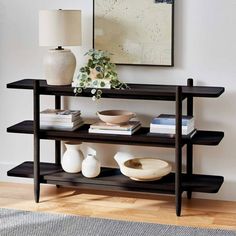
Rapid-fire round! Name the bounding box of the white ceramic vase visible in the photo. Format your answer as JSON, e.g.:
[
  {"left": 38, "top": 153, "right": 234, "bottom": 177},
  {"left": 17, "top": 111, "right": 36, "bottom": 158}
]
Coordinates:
[
  {"left": 61, "top": 142, "right": 84, "bottom": 173},
  {"left": 43, "top": 49, "right": 76, "bottom": 85},
  {"left": 82, "top": 154, "right": 101, "bottom": 178}
]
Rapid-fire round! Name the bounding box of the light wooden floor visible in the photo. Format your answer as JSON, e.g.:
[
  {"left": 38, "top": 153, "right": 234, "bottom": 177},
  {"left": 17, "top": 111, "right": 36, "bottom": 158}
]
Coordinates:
[{"left": 0, "top": 182, "right": 236, "bottom": 230}]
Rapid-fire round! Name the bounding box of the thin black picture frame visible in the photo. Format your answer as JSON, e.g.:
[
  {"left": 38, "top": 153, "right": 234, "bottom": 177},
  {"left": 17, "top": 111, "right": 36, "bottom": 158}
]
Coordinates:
[{"left": 92, "top": 0, "right": 175, "bottom": 67}]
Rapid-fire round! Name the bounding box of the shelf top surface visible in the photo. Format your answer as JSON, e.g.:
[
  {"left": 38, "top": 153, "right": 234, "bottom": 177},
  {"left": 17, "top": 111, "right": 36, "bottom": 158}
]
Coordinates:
[
  {"left": 7, "top": 79, "right": 225, "bottom": 100},
  {"left": 7, "top": 121, "right": 224, "bottom": 147}
]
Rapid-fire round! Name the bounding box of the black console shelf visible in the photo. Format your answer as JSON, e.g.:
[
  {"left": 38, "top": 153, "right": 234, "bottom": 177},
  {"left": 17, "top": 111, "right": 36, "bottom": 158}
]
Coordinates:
[{"left": 6, "top": 78, "right": 225, "bottom": 216}]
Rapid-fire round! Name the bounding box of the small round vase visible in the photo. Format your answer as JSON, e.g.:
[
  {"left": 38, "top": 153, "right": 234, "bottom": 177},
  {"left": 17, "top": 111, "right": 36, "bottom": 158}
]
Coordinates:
[
  {"left": 61, "top": 142, "right": 84, "bottom": 173},
  {"left": 82, "top": 154, "right": 101, "bottom": 178}
]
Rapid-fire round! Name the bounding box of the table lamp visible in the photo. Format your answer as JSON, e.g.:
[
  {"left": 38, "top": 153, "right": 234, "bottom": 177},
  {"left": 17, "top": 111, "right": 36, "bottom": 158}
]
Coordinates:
[{"left": 39, "top": 10, "right": 82, "bottom": 85}]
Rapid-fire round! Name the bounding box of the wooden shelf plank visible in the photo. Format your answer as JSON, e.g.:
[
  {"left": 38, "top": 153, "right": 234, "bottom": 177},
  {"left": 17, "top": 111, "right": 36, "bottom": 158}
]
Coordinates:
[
  {"left": 7, "top": 121, "right": 224, "bottom": 147},
  {"left": 7, "top": 79, "right": 225, "bottom": 100},
  {"left": 7, "top": 162, "right": 62, "bottom": 183},
  {"left": 7, "top": 162, "right": 224, "bottom": 194},
  {"left": 191, "top": 130, "right": 224, "bottom": 146}
]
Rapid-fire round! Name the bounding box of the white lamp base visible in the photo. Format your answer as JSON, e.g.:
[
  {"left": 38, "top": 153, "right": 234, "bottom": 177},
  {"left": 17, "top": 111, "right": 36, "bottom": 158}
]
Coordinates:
[{"left": 43, "top": 49, "right": 76, "bottom": 86}]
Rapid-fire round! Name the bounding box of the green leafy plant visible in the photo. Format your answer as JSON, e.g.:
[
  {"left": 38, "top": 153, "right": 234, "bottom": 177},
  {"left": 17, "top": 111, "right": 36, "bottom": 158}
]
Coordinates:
[{"left": 73, "top": 49, "right": 128, "bottom": 100}]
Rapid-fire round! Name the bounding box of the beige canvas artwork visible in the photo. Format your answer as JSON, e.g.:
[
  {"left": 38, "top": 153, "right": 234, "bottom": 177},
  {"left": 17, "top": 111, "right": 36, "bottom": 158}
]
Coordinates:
[{"left": 94, "top": 0, "right": 173, "bottom": 66}]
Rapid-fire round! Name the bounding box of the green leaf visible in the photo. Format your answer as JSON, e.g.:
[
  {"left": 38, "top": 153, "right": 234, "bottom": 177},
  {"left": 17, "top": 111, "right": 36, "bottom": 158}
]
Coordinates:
[
  {"left": 88, "top": 59, "right": 93, "bottom": 67},
  {"left": 81, "top": 74, "right": 88, "bottom": 80},
  {"left": 80, "top": 67, "right": 86, "bottom": 73},
  {"left": 77, "top": 87, "right": 83, "bottom": 93},
  {"left": 97, "top": 89, "right": 103, "bottom": 95},
  {"left": 94, "top": 54, "right": 100, "bottom": 60},
  {"left": 93, "top": 80, "right": 98, "bottom": 86},
  {"left": 96, "top": 73, "right": 103, "bottom": 79},
  {"left": 91, "top": 88, "right": 96, "bottom": 94},
  {"left": 96, "top": 94, "right": 101, "bottom": 100},
  {"left": 86, "top": 67, "right": 90, "bottom": 74},
  {"left": 100, "top": 82, "right": 105, "bottom": 88}
]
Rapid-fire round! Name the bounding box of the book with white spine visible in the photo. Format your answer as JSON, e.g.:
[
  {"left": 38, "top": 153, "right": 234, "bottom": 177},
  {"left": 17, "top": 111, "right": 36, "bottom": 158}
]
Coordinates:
[
  {"left": 150, "top": 114, "right": 195, "bottom": 135},
  {"left": 89, "top": 124, "right": 141, "bottom": 135},
  {"left": 150, "top": 125, "right": 195, "bottom": 135},
  {"left": 40, "top": 109, "right": 81, "bottom": 122},
  {"left": 90, "top": 121, "right": 141, "bottom": 131},
  {"left": 148, "top": 129, "right": 197, "bottom": 138},
  {"left": 40, "top": 117, "right": 83, "bottom": 128},
  {"left": 40, "top": 121, "right": 84, "bottom": 131}
]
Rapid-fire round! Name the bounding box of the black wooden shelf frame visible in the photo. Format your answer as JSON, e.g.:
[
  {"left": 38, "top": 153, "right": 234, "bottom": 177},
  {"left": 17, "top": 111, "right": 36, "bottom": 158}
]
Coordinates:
[{"left": 6, "top": 78, "right": 225, "bottom": 217}]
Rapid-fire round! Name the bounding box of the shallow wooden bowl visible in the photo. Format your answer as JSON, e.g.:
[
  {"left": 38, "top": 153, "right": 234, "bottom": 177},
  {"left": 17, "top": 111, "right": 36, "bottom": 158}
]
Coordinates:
[
  {"left": 121, "top": 158, "right": 172, "bottom": 181},
  {"left": 97, "top": 110, "right": 135, "bottom": 125}
]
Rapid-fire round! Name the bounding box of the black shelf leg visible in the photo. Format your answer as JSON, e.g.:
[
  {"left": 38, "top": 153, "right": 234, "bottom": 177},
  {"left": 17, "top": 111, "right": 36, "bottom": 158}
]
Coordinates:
[
  {"left": 187, "top": 78, "right": 193, "bottom": 199},
  {"left": 175, "top": 86, "right": 182, "bottom": 216},
  {"left": 55, "top": 96, "right": 61, "bottom": 189},
  {"left": 55, "top": 96, "right": 61, "bottom": 166},
  {"left": 33, "top": 80, "right": 40, "bottom": 203}
]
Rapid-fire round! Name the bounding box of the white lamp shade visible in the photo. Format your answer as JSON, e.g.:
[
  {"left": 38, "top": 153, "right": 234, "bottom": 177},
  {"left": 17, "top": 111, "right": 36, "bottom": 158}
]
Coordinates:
[{"left": 39, "top": 10, "right": 82, "bottom": 47}]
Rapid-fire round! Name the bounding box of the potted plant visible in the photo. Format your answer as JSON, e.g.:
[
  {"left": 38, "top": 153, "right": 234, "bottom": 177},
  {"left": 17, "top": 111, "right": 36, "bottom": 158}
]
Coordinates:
[{"left": 73, "top": 49, "right": 128, "bottom": 100}]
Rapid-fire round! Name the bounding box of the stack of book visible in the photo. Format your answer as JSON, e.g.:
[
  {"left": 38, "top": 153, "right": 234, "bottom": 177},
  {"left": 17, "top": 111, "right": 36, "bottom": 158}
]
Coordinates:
[
  {"left": 40, "top": 109, "right": 84, "bottom": 131},
  {"left": 89, "top": 121, "right": 141, "bottom": 135},
  {"left": 149, "top": 114, "right": 196, "bottom": 137}
]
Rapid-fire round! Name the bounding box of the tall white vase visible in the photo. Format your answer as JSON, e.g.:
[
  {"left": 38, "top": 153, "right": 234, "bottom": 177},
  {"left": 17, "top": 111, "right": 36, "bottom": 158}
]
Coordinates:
[
  {"left": 82, "top": 154, "right": 101, "bottom": 178},
  {"left": 61, "top": 142, "right": 84, "bottom": 173}
]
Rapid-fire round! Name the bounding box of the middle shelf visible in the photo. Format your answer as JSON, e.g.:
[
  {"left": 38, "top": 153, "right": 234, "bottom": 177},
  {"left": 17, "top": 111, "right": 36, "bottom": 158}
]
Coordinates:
[{"left": 7, "top": 120, "right": 224, "bottom": 148}]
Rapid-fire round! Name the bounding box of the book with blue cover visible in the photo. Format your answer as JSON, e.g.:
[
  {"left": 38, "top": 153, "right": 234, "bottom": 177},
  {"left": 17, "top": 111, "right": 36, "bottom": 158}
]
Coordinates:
[
  {"left": 150, "top": 114, "right": 195, "bottom": 135},
  {"left": 151, "top": 114, "right": 194, "bottom": 126}
]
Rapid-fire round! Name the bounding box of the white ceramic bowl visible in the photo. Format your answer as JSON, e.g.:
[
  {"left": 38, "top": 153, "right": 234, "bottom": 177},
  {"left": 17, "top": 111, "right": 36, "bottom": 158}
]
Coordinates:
[
  {"left": 97, "top": 110, "right": 136, "bottom": 125},
  {"left": 120, "top": 158, "right": 172, "bottom": 181}
]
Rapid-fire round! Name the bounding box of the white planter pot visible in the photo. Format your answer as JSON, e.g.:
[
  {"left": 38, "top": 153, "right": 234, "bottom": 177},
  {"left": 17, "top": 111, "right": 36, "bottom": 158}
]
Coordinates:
[
  {"left": 82, "top": 154, "right": 101, "bottom": 178},
  {"left": 61, "top": 142, "right": 84, "bottom": 173}
]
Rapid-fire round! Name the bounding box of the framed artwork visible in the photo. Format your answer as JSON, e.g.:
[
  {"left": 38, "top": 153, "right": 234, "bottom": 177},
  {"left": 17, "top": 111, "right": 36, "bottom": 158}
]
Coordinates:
[{"left": 93, "top": 0, "right": 174, "bottom": 66}]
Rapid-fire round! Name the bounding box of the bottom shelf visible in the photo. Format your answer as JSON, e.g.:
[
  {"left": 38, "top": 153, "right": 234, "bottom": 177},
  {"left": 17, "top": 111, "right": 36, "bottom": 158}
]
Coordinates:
[{"left": 7, "top": 162, "right": 224, "bottom": 195}]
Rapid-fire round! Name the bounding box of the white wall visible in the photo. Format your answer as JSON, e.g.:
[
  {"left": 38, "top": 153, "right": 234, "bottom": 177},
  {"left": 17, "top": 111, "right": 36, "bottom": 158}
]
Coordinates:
[{"left": 0, "top": 0, "right": 236, "bottom": 201}]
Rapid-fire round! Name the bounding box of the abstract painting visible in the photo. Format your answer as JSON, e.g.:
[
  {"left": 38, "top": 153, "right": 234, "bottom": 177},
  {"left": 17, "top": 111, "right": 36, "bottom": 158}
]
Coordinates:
[{"left": 93, "top": 0, "right": 174, "bottom": 66}]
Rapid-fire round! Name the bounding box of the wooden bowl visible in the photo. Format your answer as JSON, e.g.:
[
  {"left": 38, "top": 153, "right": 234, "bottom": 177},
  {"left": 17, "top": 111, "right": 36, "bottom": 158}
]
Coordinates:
[
  {"left": 121, "top": 158, "right": 171, "bottom": 181},
  {"left": 97, "top": 110, "right": 135, "bottom": 125}
]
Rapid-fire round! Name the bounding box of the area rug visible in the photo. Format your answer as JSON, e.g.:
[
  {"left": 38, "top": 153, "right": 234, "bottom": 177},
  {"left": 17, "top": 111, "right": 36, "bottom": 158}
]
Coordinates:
[{"left": 0, "top": 208, "right": 235, "bottom": 236}]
